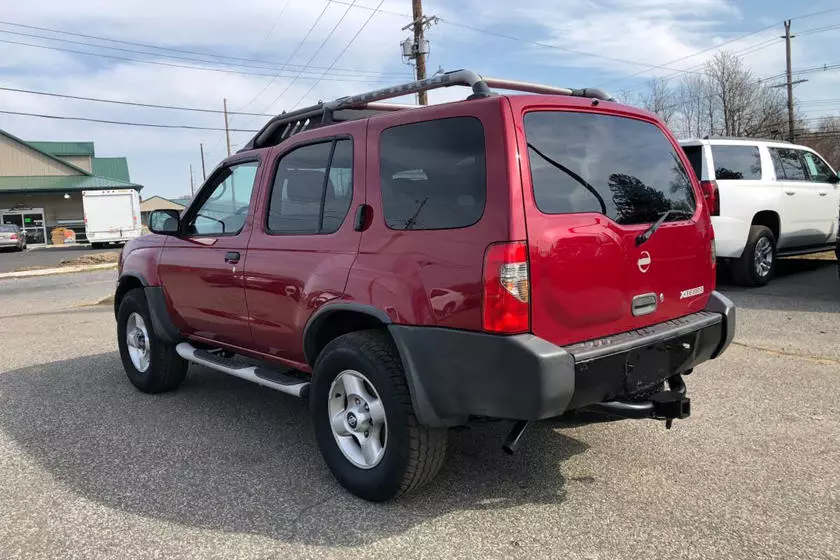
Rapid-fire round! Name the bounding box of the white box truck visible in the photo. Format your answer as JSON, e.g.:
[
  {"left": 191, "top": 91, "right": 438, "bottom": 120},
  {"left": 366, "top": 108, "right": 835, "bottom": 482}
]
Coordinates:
[{"left": 82, "top": 189, "right": 142, "bottom": 248}]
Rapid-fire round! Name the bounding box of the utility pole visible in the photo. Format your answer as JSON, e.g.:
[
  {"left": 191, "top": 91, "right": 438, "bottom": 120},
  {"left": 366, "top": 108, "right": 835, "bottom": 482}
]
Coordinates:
[
  {"left": 199, "top": 143, "right": 207, "bottom": 180},
  {"left": 783, "top": 20, "right": 795, "bottom": 142},
  {"left": 223, "top": 98, "right": 232, "bottom": 156},
  {"left": 400, "top": 1, "right": 438, "bottom": 105},
  {"left": 189, "top": 164, "right": 195, "bottom": 197},
  {"left": 412, "top": 0, "right": 427, "bottom": 104}
]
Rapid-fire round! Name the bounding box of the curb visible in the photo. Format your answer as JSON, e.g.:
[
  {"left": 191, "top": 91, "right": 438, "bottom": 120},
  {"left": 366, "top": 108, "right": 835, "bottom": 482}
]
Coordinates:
[{"left": 0, "top": 262, "right": 118, "bottom": 280}]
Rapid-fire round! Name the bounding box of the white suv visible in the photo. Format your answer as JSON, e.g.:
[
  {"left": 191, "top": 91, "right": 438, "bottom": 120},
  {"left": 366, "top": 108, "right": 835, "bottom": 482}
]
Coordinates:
[{"left": 680, "top": 138, "right": 839, "bottom": 286}]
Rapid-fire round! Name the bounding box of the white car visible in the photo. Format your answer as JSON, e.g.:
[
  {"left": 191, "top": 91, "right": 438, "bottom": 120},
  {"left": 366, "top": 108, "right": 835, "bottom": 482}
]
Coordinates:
[{"left": 679, "top": 137, "right": 839, "bottom": 286}]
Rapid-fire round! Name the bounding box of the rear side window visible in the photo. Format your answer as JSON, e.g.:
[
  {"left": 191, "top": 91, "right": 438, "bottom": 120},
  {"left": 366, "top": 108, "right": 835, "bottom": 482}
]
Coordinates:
[
  {"left": 710, "top": 145, "right": 762, "bottom": 180},
  {"left": 802, "top": 151, "right": 835, "bottom": 183},
  {"left": 682, "top": 146, "right": 703, "bottom": 180},
  {"left": 267, "top": 139, "right": 353, "bottom": 234},
  {"left": 379, "top": 117, "right": 486, "bottom": 230},
  {"left": 524, "top": 112, "right": 695, "bottom": 225},
  {"left": 770, "top": 148, "right": 807, "bottom": 181}
]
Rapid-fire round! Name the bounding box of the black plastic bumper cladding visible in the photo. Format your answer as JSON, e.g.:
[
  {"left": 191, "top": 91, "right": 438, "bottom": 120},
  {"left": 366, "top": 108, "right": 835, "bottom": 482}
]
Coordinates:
[{"left": 390, "top": 290, "right": 735, "bottom": 428}]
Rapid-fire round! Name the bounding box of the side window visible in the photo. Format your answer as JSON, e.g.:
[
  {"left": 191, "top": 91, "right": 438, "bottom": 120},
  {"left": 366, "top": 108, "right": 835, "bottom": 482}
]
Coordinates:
[
  {"left": 187, "top": 161, "right": 259, "bottom": 236},
  {"left": 772, "top": 148, "right": 807, "bottom": 181},
  {"left": 379, "top": 117, "right": 486, "bottom": 230},
  {"left": 802, "top": 152, "right": 835, "bottom": 183},
  {"left": 709, "top": 145, "right": 762, "bottom": 180},
  {"left": 770, "top": 149, "right": 786, "bottom": 179},
  {"left": 267, "top": 139, "right": 353, "bottom": 234}
]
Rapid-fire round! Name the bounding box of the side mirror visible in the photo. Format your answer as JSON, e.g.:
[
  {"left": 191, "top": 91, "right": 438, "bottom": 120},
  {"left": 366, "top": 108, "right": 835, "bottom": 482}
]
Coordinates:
[
  {"left": 149, "top": 209, "right": 181, "bottom": 234},
  {"left": 828, "top": 173, "right": 840, "bottom": 185}
]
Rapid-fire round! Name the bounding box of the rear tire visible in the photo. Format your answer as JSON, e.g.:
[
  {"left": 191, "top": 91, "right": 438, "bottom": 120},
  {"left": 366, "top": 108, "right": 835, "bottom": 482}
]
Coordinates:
[
  {"left": 117, "top": 288, "right": 187, "bottom": 393},
  {"left": 732, "top": 225, "right": 776, "bottom": 287},
  {"left": 310, "top": 330, "right": 447, "bottom": 502}
]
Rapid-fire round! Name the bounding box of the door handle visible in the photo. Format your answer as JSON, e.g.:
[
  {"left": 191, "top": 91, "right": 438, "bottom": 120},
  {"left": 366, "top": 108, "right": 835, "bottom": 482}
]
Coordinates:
[
  {"left": 783, "top": 189, "right": 795, "bottom": 195},
  {"left": 224, "top": 251, "right": 241, "bottom": 263},
  {"left": 818, "top": 191, "right": 828, "bottom": 196}
]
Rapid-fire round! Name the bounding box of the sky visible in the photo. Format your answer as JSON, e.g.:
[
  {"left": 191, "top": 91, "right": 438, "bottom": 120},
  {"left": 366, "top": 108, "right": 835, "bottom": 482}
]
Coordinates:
[{"left": 1, "top": 0, "right": 839, "bottom": 199}]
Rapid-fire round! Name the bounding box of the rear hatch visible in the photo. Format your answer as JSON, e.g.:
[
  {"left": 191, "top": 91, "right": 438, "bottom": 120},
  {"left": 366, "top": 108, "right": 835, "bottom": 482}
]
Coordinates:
[{"left": 514, "top": 101, "right": 715, "bottom": 347}]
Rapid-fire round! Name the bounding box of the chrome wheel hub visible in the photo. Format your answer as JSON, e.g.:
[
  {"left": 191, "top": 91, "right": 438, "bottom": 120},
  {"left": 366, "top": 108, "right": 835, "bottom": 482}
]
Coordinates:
[
  {"left": 126, "top": 312, "right": 151, "bottom": 373},
  {"left": 754, "top": 237, "right": 774, "bottom": 278},
  {"left": 328, "top": 370, "right": 387, "bottom": 469}
]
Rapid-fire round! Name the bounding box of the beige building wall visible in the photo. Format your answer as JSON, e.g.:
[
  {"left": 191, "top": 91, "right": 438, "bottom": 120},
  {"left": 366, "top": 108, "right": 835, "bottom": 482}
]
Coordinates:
[
  {"left": 59, "top": 155, "right": 93, "bottom": 172},
  {"left": 140, "top": 197, "right": 184, "bottom": 212},
  {"left": 0, "top": 136, "right": 80, "bottom": 177}
]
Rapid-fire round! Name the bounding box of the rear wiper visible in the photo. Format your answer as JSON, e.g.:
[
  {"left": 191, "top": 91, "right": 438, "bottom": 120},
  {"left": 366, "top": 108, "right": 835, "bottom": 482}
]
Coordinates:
[{"left": 635, "top": 209, "right": 692, "bottom": 246}]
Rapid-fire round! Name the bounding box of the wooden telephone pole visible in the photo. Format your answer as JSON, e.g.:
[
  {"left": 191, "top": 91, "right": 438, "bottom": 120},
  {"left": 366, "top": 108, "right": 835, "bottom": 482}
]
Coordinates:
[
  {"left": 412, "top": 0, "right": 428, "bottom": 105},
  {"left": 223, "top": 98, "right": 232, "bottom": 156},
  {"left": 783, "top": 20, "right": 795, "bottom": 143}
]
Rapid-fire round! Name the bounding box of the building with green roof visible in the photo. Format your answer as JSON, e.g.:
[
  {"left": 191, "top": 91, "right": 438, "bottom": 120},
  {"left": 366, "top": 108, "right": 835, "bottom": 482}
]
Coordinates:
[{"left": 0, "top": 128, "right": 142, "bottom": 244}]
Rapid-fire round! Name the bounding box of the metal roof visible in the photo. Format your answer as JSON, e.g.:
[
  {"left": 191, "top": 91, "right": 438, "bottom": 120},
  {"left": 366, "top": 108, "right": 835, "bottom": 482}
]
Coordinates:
[
  {"left": 27, "top": 141, "right": 95, "bottom": 157},
  {"left": 92, "top": 157, "right": 130, "bottom": 182},
  {"left": 0, "top": 175, "right": 142, "bottom": 193}
]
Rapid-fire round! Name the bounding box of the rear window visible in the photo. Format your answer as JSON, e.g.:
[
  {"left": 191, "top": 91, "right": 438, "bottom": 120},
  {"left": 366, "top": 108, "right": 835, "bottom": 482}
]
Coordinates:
[
  {"left": 710, "top": 145, "right": 762, "bottom": 180},
  {"left": 0, "top": 225, "right": 17, "bottom": 232},
  {"left": 379, "top": 117, "right": 486, "bottom": 230},
  {"left": 682, "top": 146, "right": 704, "bottom": 180},
  {"left": 524, "top": 112, "right": 695, "bottom": 225}
]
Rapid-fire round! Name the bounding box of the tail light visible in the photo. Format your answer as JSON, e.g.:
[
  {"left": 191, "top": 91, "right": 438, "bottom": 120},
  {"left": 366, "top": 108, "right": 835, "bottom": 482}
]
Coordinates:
[
  {"left": 700, "top": 180, "right": 720, "bottom": 216},
  {"left": 9, "top": 233, "right": 17, "bottom": 240},
  {"left": 483, "top": 241, "right": 530, "bottom": 334}
]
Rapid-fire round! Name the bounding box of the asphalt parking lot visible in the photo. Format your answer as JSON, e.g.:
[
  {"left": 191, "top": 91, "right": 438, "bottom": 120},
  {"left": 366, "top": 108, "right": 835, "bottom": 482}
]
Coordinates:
[
  {"left": 0, "top": 244, "right": 121, "bottom": 273},
  {"left": 0, "top": 262, "right": 838, "bottom": 560}
]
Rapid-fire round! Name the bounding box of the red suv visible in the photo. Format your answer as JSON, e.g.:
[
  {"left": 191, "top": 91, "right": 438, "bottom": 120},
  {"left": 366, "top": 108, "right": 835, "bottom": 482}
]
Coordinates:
[{"left": 116, "top": 71, "right": 735, "bottom": 501}]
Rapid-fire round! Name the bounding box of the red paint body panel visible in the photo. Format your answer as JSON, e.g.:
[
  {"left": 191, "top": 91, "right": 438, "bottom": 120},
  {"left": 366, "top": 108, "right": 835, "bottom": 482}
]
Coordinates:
[
  {"left": 506, "top": 96, "right": 716, "bottom": 346},
  {"left": 243, "top": 121, "right": 366, "bottom": 363}
]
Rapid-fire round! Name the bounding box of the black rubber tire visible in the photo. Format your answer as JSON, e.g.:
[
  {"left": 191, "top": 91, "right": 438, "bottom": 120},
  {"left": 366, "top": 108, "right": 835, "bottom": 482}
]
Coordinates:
[
  {"left": 732, "top": 225, "right": 776, "bottom": 287},
  {"left": 117, "top": 288, "right": 188, "bottom": 393},
  {"left": 310, "top": 330, "right": 447, "bottom": 502},
  {"left": 91, "top": 242, "right": 104, "bottom": 249}
]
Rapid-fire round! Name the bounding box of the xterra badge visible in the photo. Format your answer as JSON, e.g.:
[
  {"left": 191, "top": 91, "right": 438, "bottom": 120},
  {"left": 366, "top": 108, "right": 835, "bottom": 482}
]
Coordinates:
[{"left": 680, "top": 286, "right": 705, "bottom": 299}]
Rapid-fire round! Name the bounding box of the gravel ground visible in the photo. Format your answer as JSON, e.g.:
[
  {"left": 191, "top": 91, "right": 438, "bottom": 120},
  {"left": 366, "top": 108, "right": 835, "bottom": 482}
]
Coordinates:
[
  {"left": 0, "top": 263, "right": 838, "bottom": 560},
  {"left": 0, "top": 245, "right": 121, "bottom": 273}
]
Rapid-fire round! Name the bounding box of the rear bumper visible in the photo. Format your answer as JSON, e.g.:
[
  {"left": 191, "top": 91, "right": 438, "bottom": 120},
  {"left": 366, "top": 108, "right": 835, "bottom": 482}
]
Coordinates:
[
  {"left": 0, "top": 239, "right": 22, "bottom": 248},
  {"left": 390, "top": 291, "right": 736, "bottom": 427}
]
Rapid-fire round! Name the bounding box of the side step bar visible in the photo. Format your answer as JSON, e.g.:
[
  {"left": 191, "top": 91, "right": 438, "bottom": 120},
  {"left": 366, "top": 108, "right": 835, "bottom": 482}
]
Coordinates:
[{"left": 175, "top": 342, "right": 310, "bottom": 398}]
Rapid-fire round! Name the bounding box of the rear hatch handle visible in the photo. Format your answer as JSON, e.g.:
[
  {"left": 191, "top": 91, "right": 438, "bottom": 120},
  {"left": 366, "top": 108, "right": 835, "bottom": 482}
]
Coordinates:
[{"left": 635, "top": 210, "right": 692, "bottom": 247}]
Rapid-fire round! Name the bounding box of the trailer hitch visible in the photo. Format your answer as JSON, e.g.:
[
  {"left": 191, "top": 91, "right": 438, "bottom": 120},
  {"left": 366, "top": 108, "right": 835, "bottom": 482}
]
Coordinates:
[{"left": 584, "top": 374, "right": 690, "bottom": 429}]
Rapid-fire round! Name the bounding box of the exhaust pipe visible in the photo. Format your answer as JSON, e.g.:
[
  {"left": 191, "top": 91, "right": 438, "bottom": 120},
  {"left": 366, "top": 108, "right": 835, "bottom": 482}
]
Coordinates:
[{"left": 502, "top": 420, "right": 529, "bottom": 455}]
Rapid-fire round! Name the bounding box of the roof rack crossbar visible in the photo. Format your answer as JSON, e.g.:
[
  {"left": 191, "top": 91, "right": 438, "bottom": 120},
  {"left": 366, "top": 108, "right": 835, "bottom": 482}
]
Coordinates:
[{"left": 242, "top": 69, "right": 614, "bottom": 151}]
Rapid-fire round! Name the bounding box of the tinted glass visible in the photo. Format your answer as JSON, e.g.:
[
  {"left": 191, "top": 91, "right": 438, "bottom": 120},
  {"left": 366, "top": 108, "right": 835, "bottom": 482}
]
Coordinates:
[
  {"left": 380, "top": 117, "right": 486, "bottom": 230},
  {"left": 524, "top": 112, "right": 695, "bottom": 225},
  {"left": 769, "top": 149, "right": 786, "bottom": 179},
  {"left": 188, "top": 162, "right": 259, "bottom": 235},
  {"left": 710, "top": 145, "right": 762, "bottom": 180},
  {"left": 802, "top": 151, "right": 835, "bottom": 182},
  {"left": 771, "top": 148, "right": 807, "bottom": 181},
  {"left": 682, "top": 146, "right": 703, "bottom": 180},
  {"left": 323, "top": 140, "right": 353, "bottom": 233},
  {"left": 267, "top": 140, "right": 352, "bottom": 234},
  {"left": 0, "top": 225, "right": 17, "bottom": 233}
]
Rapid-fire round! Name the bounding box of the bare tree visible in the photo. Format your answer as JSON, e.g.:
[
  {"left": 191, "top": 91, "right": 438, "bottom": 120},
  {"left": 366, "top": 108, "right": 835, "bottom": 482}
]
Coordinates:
[
  {"left": 799, "top": 115, "right": 840, "bottom": 169},
  {"left": 639, "top": 77, "right": 678, "bottom": 127}
]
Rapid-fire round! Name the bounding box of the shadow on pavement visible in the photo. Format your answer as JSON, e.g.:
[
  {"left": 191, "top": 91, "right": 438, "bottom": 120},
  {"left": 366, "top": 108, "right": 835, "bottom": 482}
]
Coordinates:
[
  {"left": 717, "top": 257, "right": 840, "bottom": 313},
  {"left": 0, "top": 353, "right": 587, "bottom": 546}
]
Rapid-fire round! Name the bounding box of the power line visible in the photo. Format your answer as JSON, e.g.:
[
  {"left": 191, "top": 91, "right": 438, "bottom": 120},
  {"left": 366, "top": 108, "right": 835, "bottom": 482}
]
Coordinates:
[
  {"left": 0, "top": 37, "right": 394, "bottom": 83},
  {"left": 291, "top": 0, "right": 386, "bottom": 110},
  {"left": 0, "top": 85, "right": 276, "bottom": 117},
  {"left": 327, "top": 0, "right": 705, "bottom": 75},
  {"left": 0, "top": 109, "right": 259, "bottom": 132},
  {"left": 237, "top": 2, "right": 332, "bottom": 113},
  {"left": 257, "top": 0, "right": 359, "bottom": 116},
  {"left": 0, "top": 18, "right": 404, "bottom": 77}
]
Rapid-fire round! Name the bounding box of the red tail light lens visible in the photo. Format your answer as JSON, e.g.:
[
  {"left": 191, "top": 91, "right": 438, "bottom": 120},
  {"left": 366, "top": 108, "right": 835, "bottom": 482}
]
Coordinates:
[
  {"left": 483, "top": 241, "right": 530, "bottom": 334},
  {"left": 9, "top": 233, "right": 17, "bottom": 240},
  {"left": 700, "top": 180, "right": 720, "bottom": 216}
]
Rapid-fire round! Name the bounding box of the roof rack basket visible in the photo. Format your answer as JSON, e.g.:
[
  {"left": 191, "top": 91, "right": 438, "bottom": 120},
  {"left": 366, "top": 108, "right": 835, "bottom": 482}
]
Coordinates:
[{"left": 242, "top": 69, "right": 614, "bottom": 151}]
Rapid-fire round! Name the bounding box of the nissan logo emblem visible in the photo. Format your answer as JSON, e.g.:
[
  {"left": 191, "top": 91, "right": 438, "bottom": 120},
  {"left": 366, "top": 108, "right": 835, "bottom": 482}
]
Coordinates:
[{"left": 638, "top": 251, "right": 651, "bottom": 273}]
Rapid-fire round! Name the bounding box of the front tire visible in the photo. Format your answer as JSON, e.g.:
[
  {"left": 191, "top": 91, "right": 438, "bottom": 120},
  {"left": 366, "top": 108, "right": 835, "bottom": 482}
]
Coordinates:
[
  {"left": 310, "top": 330, "right": 447, "bottom": 502},
  {"left": 117, "top": 288, "right": 187, "bottom": 393},
  {"left": 732, "top": 225, "right": 776, "bottom": 287}
]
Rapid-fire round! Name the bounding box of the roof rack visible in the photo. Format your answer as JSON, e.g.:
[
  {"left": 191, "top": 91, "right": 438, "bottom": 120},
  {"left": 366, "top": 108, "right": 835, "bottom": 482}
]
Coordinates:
[
  {"left": 241, "top": 69, "right": 614, "bottom": 151},
  {"left": 701, "top": 135, "right": 792, "bottom": 143}
]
